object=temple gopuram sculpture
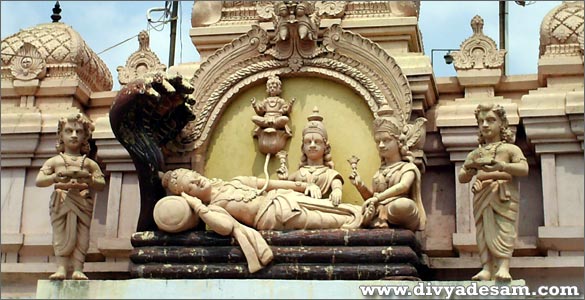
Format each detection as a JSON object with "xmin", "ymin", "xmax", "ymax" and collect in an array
[
  {"xmin": 278, "ymin": 107, "xmax": 343, "ymax": 206},
  {"xmin": 349, "ymin": 105, "xmax": 427, "ymax": 231},
  {"xmin": 35, "ymin": 114, "xmax": 106, "ymax": 280},
  {"xmin": 458, "ymin": 104, "xmax": 529, "ymax": 282},
  {"xmin": 252, "ymin": 74, "xmax": 295, "ymax": 155}
]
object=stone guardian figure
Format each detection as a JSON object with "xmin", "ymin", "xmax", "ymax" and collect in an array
[
  {"xmin": 35, "ymin": 114, "xmax": 106, "ymax": 280},
  {"xmin": 458, "ymin": 104, "xmax": 529, "ymax": 282}
]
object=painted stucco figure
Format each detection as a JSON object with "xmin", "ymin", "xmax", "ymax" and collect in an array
[
  {"xmin": 349, "ymin": 105, "xmax": 427, "ymax": 231},
  {"xmin": 458, "ymin": 103, "xmax": 529, "ymax": 282},
  {"xmin": 156, "ymin": 168, "xmax": 364, "ymax": 273},
  {"xmin": 278, "ymin": 107, "xmax": 343, "ymax": 206},
  {"xmin": 251, "ymin": 75, "xmax": 294, "ymax": 136},
  {"xmin": 35, "ymin": 113, "xmax": 106, "ymax": 280}
]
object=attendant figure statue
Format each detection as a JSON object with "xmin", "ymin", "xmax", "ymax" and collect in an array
[
  {"xmin": 251, "ymin": 75, "xmax": 294, "ymax": 136},
  {"xmin": 35, "ymin": 114, "xmax": 106, "ymax": 280},
  {"xmin": 156, "ymin": 168, "xmax": 364, "ymax": 272},
  {"xmin": 277, "ymin": 107, "xmax": 343, "ymax": 206},
  {"xmin": 295, "ymin": 1, "xmax": 319, "ymax": 41},
  {"xmin": 349, "ymin": 105, "xmax": 427, "ymax": 231},
  {"xmin": 458, "ymin": 104, "xmax": 529, "ymax": 282}
]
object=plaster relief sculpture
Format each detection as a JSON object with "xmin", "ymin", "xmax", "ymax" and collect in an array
[
  {"xmin": 252, "ymin": 75, "xmax": 294, "ymax": 140},
  {"xmin": 349, "ymin": 105, "xmax": 427, "ymax": 231},
  {"xmin": 155, "ymin": 168, "xmax": 364, "ymax": 272},
  {"xmin": 10, "ymin": 42, "xmax": 46, "ymax": 81},
  {"xmin": 458, "ymin": 104, "xmax": 529, "ymax": 282},
  {"xmin": 117, "ymin": 31, "xmax": 166, "ymax": 86},
  {"xmin": 35, "ymin": 114, "xmax": 106, "ymax": 280},
  {"xmin": 278, "ymin": 107, "xmax": 343, "ymax": 206}
]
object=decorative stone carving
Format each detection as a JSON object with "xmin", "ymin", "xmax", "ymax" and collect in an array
[
  {"xmin": 9, "ymin": 43, "xmax": 46, "ymax": 81},
  {"xmin": 451, "ymin": 15, "xmax": 506, "ymax": 70},
  {"xmin": 1, "ymin": 22, "xmax": 112, "ymax": 91},
  {"xmin": 191, "ymin": 1, "xmax": 418, "ymax": 27},
  {"xmin": 265, "ymin": 1, "xmax": 322, "ymax": 61},
  {"xmin": 349, "ymin": 105, "xmax": 427, "ymax": 231},
  {"xmin": 117, "ymin": 31, "xmax": 166, "ymax": 86},
  {"xmin": 458, "ymin": 104, "xmax": 529, "ymax": 282},
  {"xmin": 155, "ymin": 168, "xmax": 365, "ymax": 273},
  {"xmin": 35, "ymin": 114, "xmax": 106, "ymax": 280},
  {"xmin": 278, "ymin": 107, "xmax": 343, "ymax": 206},
  {"xmin": 251, "ymin": 75, "xmax": 294, "ymax": 155},
  {"xmin": 539, "ymin": 1, "xmax": 584, "ymax": 57},
  {"xmin": 183, "ymin": 24, "xmax": 412, "ymax": 156},
  {"xmin": 314, "ymin": 1, "xmax": 347, "ymax": 18},
  {"xmin": 344, "ymin": 1, "xmax": 419, "ymax": 19}
]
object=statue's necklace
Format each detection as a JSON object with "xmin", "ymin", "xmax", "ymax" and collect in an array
[
  {"xmin": 59, "ymin": 153, "xmax": 85, "ymax": 169},
  {"xmin": 479, "ymin": 141, "xmax": 503, "ymax": 159}
]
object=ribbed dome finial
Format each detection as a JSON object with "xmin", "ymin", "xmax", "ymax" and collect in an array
[{"xmin": 51, "ymin": 1, "xmax": 62, "ymax": 23}]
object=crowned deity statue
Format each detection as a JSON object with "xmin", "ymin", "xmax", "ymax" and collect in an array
[{"xmin": 349, "ymin": 105, "xmax": 427, "ymax": 231}]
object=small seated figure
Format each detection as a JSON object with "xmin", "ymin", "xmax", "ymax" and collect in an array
[
  {"xmin": 349, "ymin": 106, "xmax": 427, "ymax": 231},
  {"xmin": 295, "ymin": 1, "xmax": 319, "ymax": 41},
  {"xmin": 35, "ymin": 114, "xmax": 106, "ymax": 280},
  {"xmin": 278, "ymin": 107, "xmax": 343, "ymax": 206},
  {"xmin": 251, "ymin": 75, "xmax": 294, "ymax": 135},
  {"xmin": 458, "ymin": 104, "xmax": 529, "ymax": 282},
  {"xmin": 157, "ymin": 168, "xmax": 364, "ymax": 272},
  {"xmin": 273, "ymin": 1, "xmax": 293, "ymax": 42}
]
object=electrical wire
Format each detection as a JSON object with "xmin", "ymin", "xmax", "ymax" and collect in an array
[{"xmin": 179, "ymin": 1, "xmax": 183, "ymax": 64}]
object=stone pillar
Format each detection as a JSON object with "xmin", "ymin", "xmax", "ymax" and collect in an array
[{"xmin": 521, "ymin": 1, "xmax": 584, "ymax": 255}]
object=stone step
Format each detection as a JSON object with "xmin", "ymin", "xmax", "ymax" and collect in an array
[
  {"xmin": 130, "ymin": 263, "xmax": 418, "ymax": 280},
  {"xmin": 130, "ymin": 245, "xmax": 420, "ymax": 265},
  {"xmin": 131, "ymin": 228, "xmax": 420, "ymax": 250}
]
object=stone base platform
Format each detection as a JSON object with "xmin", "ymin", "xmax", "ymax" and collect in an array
[
  {"xmin": 130, "ymin": 228, "xmax": 426, "ymax": 280},
  {"xmin": 36, "ymin": 279, "xmax": 530, "ymax": 299}
]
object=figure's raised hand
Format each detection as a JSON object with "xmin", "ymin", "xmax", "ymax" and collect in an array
[
  {"xmin": 349, "ymin": 169, "xmax": 364, "ymax": 188},
  {"xmin": 276, "ymin": 164, "xmax": 289, "ymax": 180},
  {"xmin": 304, "ymin": 183, "xmax": 322, "ymax": 199}
]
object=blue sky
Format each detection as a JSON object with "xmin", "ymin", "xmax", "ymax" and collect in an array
[{"xmin": 1, "ymin": 1, "xmax": 562, "ymax": 91}]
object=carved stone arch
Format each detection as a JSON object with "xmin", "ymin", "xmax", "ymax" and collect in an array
[{"xmin": 178, "ymin": 24, "xmax": 413, "ymax": 159}]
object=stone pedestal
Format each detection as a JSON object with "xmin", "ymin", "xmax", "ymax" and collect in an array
[{"xmin": 130, "ymin": 229, "xmax": 426, "ymax": 280}]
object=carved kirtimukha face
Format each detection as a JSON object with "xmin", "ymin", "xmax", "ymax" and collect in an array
[
  {"xmin": 477, "ymin": 110, "xmax": 502, "ymax": 142},
  {"xmin": 303, "ymin": 132, "xmax": 326, "ymax": 162},
  {"xmin": 61, "ymin": 121, "xmax": 87, "ymax": 152},
  {"xmin": 374, "ymin": 131, "xmax": 399, "ymax": 159}
]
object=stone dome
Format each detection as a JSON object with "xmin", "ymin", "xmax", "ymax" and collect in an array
[
  {"xmin": 539, "ymin": 1, "xmax": 584, "ymax": 57},
  {"xmin": 1, "ymin": 22, "xmax": 113, "ymax": 91}
]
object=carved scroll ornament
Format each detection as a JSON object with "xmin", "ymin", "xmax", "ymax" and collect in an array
[{"xmin": 451, "ymin": 15, "xmax": 506, "ymax": 70}]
